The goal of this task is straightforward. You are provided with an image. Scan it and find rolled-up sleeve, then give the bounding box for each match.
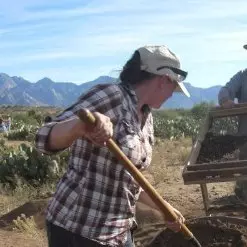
[35,122,59,154]
[35,110,79,154]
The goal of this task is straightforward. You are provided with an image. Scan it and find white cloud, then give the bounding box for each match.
[1,0,245,24]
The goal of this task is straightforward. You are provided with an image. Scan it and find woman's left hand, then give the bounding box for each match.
[165,206,185,232]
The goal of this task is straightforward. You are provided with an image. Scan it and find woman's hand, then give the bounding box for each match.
[137,192,185,233]
[83,112,113,146]
[165,206,185,232]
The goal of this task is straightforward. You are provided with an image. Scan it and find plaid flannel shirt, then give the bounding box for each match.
[35,83,154,247]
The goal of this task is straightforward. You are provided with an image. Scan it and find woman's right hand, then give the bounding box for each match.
[78,112,113,146]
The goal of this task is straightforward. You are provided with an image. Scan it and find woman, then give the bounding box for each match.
[35,45,190,247]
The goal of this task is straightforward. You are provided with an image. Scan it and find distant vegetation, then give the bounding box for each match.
[153,101,215,139]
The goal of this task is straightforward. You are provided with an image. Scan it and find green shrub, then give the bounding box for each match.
[6,125,36,141]
[0,142,69,187]
[190,102,215,120]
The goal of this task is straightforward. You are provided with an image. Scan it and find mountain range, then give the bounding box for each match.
[0,73,222,109]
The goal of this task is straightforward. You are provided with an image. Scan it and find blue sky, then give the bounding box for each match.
[1,0,247,88]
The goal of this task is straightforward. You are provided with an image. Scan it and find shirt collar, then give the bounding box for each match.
[119,82,138,104]
[119,82,151,116]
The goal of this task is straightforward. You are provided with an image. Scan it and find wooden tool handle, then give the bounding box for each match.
[77,109,198,241]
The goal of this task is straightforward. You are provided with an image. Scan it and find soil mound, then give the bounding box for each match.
[135,218,247,247]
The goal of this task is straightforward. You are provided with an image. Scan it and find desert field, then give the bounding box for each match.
[0,105,238,246]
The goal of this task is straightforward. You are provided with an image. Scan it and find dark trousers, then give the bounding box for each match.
[46,221,135,247]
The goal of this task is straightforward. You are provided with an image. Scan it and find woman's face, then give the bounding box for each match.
[149,75,177,108]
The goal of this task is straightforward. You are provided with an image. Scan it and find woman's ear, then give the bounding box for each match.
[164,74,172,84]
[155,75,164,88]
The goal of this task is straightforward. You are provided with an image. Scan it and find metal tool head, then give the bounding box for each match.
[188,237,202,247]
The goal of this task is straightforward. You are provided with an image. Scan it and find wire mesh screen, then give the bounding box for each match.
[210,116,239,136]
[196,115,247,164]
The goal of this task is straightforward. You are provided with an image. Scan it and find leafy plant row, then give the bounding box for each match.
[153,116,201,140]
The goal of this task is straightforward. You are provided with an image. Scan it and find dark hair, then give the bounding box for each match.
[120,50,156,85]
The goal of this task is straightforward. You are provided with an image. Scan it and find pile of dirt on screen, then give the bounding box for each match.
[196,132,247,163]
[134,218,247,247]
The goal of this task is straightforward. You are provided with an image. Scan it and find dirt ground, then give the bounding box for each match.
[0,139,237,246]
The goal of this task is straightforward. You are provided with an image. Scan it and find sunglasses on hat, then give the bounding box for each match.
[157,66,188,82]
